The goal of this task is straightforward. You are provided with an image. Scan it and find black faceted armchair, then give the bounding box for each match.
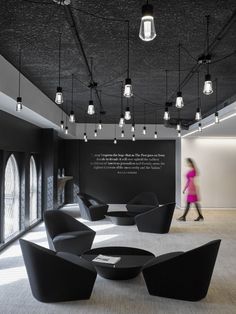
[44,210,95,255]
[135,202,176,234]
[142,240,221,301]
[126,192,159,214]
[77,193,109,221]
[20,239,97,303]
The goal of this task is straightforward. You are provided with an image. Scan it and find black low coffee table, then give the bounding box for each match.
[105,211,137,225]
[82,246,155,280]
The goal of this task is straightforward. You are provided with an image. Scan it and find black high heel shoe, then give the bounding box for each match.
[194,216,204,221]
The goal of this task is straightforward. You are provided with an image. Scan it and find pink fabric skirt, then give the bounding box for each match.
[187,194,198,203]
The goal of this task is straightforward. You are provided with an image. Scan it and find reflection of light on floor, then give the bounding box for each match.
[23,231,47,241]
[0,245,22,258]
[93,234,118,244]
[0,266,27,286]
[88,224,116,232]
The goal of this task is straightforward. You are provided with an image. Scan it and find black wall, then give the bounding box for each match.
[64,140,176,204]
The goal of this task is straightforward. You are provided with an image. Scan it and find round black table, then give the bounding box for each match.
[82,246,155,280]
[105,211,137,225]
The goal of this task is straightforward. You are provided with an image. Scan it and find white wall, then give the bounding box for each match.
[181,138,236,209]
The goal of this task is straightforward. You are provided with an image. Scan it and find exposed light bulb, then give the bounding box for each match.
[119,114,125,127]
[84,132,88,142]
[55,86,63,104]
[131,123,135,132]
[176,123,181,131]
[16,96,23,112]
[124,78,133,98]
[114,138,117,144]
[195,107,202,121]
[198,122,202,132]
[143,126,146,135]
[69,110,75,123]
[98,120,102,130]
[176,91,184,108]
[139,3,156,42]
[177,130,181,137]
[121,130,125,138]
[203,74,213,95]
[154,131,158,139]
[163,107,170,120]
[87,100,95,115]
[60,120,64,129]
[124,106,131,120]
[94,129,97,137]
[215,112,219,124]
[64,126,68,134]
[53,0,71,5]
[132,134,136,141]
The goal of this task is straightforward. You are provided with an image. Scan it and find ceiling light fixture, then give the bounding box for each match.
[143,104,147,135]
[125,100,131,120]
[176,43,184,108]
[131,97,135,132]
[87,58,95,115]
[132,134,136,141]
[154,111,158,138]
[69,74,75,123]
[55,32,63,105]
[163,71,171,120]
[121,129,125,138]
[139,0,156,42]
[119,82,125,127]
[16,48,23,112]
[114,123,117,144]
[215,78,219,124]
[198,122,202,132]
[203,15,213,95]
[195,72,202,121]
[178,130,181,137]
[124,21,133,98]
[53,0,71,5]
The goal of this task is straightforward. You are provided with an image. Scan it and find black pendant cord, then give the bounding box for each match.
[58,31,62,86]
[197,71,200,109]
[144,104,146,125]
[132,96,135,124]
[90,58,93,100]
[165,70,168,103]
[155,110,157,131]
[206,15,210,75]
[178,43,181,93]
[127,20,130,78]
[18,48,22,98]
[114,122,116,138]
[215,78,218,111]
[120,81,123,114]
[71,74,74,111]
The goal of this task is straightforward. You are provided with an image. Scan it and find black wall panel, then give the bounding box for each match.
[78,140,176,204]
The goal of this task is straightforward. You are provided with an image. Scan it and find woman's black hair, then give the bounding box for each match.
[186,158,198,175]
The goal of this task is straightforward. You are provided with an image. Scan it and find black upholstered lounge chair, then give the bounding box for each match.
[20,239,97,303]
[77,193,109,221]
[126,192,159,214]
[44,210,95,255]
[142,239,221,301]
[135,202,176,234]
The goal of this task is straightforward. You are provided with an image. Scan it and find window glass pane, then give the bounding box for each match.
[29,156,38,224]
[4,155,20,240]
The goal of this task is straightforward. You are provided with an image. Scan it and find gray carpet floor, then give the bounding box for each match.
[0,204,235,314]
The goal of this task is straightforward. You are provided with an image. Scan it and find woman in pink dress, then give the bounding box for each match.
[177,158,204,221]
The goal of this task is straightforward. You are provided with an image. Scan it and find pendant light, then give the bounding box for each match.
[154,111,158,139]
[215,78,219,124]
[94,129,98,137]
[60,119,64,130]
[64,102,68,134]
[69,74,75,122]
[121,129,125,138]
[143,104,147,135]
[131,97,135,132]
[60,103,64,129]
[94,116,98,137]
[125,99,131,120]
[98,119,103,130]
[176,121,181,131]
[163,70,170,120]
[16,48,23,112]
[195,72,202,121]
[55,32,63,105]
[124,21,133,98]
[132,134,136,141]
[114,123,117,144]
[139,0,156,42]
[84,121,88,142]
[119,82,125,127]
[88,58,95,115]
[175,44,184,108]
[65,126,68,135]
[203,15,213,95]
[198,122,202,132]
[178,130,181,137]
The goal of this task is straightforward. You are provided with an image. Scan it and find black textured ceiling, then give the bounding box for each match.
[0,0,236,127]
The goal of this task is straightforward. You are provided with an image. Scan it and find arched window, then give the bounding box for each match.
[4,154,20,240]
[29,156,38,224]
